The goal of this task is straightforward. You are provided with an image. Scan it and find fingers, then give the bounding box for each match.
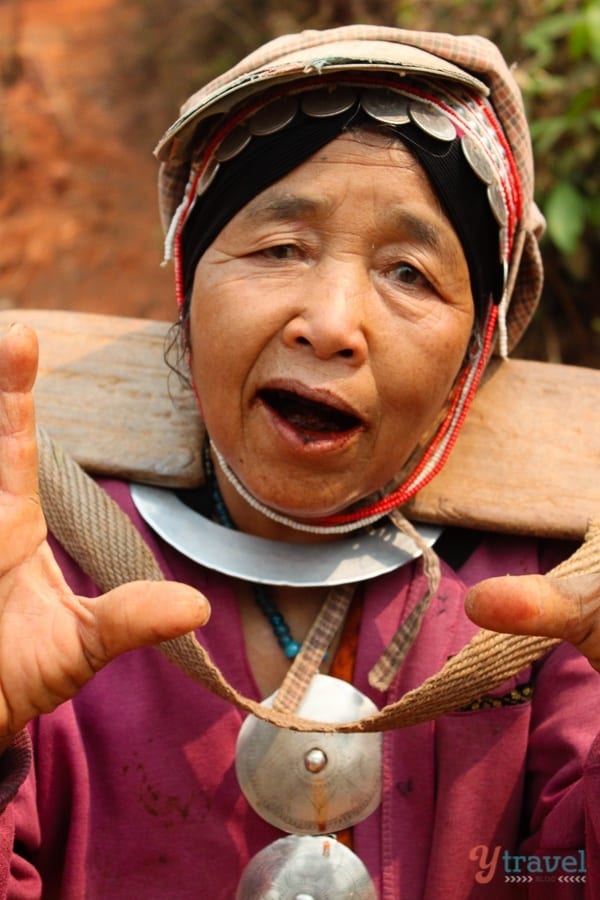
[0,324,40,497]
[75,581,211,669]
[0,323,38,394]
[465,572,600,670]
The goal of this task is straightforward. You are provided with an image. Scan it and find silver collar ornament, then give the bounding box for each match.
[130,484,441,588]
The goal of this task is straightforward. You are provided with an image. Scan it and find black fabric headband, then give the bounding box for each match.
[180,108,502,316]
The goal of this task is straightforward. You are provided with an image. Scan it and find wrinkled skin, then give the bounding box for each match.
[189,133,475,540]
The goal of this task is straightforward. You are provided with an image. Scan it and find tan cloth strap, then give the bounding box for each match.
[369,508,441,691]
[273,583,356,714]
[38,427,600,734]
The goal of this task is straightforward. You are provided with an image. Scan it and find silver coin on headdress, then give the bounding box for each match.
[360,89,410,125]
[236,834,377,900]
[301,86,357,118]
[214,125,252,161]
[409,101,457,141]
[247,95,299,135]
[487,180,508,226]
[195,157,220,196]
[235,674,382,835]
[498,226,509,264]
[461,134,495,185]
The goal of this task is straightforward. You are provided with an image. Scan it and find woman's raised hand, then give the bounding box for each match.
[0,324,210,747]
[466,571,600,672]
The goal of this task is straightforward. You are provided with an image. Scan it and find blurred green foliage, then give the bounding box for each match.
[114,0,599,365]
[522,1,599,258]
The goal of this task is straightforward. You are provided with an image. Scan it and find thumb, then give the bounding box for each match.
[77,580,211,668]
[465,572,600,670]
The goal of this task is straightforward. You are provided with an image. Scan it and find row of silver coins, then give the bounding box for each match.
[192,83,512,265]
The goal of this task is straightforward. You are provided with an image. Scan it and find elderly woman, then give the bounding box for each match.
[1,24,599,900]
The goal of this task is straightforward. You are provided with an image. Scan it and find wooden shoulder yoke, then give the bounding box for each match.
[3,309,599,540]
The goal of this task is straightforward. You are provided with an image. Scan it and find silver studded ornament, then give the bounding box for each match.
[235,834,378,900]
[235,674,382,835]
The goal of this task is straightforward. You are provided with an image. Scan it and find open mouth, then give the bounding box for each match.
[259,388,363,437]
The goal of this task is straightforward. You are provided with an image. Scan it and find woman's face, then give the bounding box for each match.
[188,130,474,537]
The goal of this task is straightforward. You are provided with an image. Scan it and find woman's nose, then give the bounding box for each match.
[281,271,368,364]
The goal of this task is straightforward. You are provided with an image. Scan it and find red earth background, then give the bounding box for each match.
[0,0,175,322]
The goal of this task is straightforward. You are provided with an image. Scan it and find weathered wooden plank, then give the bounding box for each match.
[406,357,600,539]
[1,309,204,487]
[2,309,598,539]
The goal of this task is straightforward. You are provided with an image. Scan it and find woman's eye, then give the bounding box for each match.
[260,244,300,261]
[389,263,428,287]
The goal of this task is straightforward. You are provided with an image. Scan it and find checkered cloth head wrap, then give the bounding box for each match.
[155,24,544,355]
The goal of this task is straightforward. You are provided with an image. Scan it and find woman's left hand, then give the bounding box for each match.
[466,572,600,672]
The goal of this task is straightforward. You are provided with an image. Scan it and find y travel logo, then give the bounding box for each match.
[470,845,586,885]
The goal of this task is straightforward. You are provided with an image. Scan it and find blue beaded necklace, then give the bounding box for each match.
[206,445,301,660]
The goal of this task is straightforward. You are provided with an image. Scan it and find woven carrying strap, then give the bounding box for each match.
[272,583,356,714]
[38,427,600,734]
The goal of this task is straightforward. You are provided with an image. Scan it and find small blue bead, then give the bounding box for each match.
[284,641,301,659]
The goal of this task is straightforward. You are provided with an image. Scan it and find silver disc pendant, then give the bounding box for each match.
[301,87,357,118]
[247,96,299,136]
[195,157,220,196]
[236,675,382,834]
[487,180,508,226]
[361,89,410,125]
[236,834,378,900]
[461,133,495,185]
[214,125,251,161]
[409,101,457,141]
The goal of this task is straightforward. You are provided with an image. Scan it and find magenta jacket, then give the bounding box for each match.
[1,480,599,899]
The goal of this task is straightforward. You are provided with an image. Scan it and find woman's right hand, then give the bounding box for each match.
[0,323,211,748]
